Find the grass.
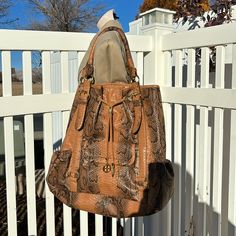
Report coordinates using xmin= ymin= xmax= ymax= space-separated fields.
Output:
xmin=0 ymin=82 xmax=42 ymax=96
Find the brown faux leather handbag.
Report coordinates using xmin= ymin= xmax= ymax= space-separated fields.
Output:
xmin=46 ymin=27 xmax=174 ymax=218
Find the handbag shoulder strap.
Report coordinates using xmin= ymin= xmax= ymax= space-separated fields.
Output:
xmin=80 ymin=26 xmax=137 ymax=82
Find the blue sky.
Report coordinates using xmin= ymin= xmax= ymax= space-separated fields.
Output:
xmin=6 ymin=0 xmax=143 ymax=32
xmin=1 ymin=0 xmax=143 ymax=70
xmin=99 ymin=0 xmax=143 ymax=31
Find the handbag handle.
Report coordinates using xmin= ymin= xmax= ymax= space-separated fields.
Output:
xmin=80 ymin=26 xmax=138 ymax=83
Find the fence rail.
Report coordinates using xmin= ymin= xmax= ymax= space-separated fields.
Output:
xmin=0 ymin=29 xmax=152 ymax=51
xmin=162 ymin=22 xmax=236 ymax=50
xmin=161 ymin=87 xmax=236 ymax=108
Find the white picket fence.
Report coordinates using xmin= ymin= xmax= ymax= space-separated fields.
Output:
xmin=0 ymin=21 xmax=236 ymax=236
xmin=160 ymin=22 xmax=236 ymax=236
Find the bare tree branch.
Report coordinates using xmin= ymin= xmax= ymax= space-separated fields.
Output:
xmin=26 ymin=0 xmax=105 ymax=32
xmin=0 ymin=0 xmax=17 ymax=24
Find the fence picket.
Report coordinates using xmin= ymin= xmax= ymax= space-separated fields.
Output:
xmin=42 ymin=51 xmax=56 ymax=236
xmin=80 ymin=211 xmax=89 ymax=236
xmin=173 ymin=49 xmax=183 ymax=236
xmin=2 ymin=51 xmax=12 ymax=96
xmin=23 ymin=51 xmax=33 ymax=95
xmin=163 ymin=50 xmax=172 ymax=236
xmin=194 ymin=121 xmax=200 ymax=235
xmin=136 ymin=51 xmax=145 ymax=236
xmin=135 ymin=217 xmax=144 ymax=236
xmin=68 ymin=52 xmax=79 ymax=92
xmin=61 ymin=51 xmax=73 ymax=236
xmin=62 ymin=111 xmax=72 ymax=234
xmin=185 ymin=48 xmax=195 ymax=234
xmin=23 ymin=51 xmax=37 ymax=235
xmin=137 ymin=52 xmax=144 ymax=85
xmin=3 ymin=117 xmax=17 ymax=236
xmin=124 ymin=218 xmax=131 ymax=236
xmin=95 ymin=215 xmax=103 ymax=236
xmin=132 ymin=217 xmax=135 ymax=236
xmin=112 ymin=218 xmax=117 ymax=236
xmin=2 ymin=51 xmax=18 ymax=236
xmin=212 ymin=46 xmax=225 ymax=236
xmin=198 ymin=47 xmax=210 ymax=236
xmin=228 ymin=44 xmax=236 ymax=236
xmin=77 ymin=51 xmax=85 ymax=86
xmin=76 ymin=51 xmax=90 ymax=236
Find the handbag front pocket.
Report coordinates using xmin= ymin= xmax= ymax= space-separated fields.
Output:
xmin=76 ymin=159 xmax=142 ymax=201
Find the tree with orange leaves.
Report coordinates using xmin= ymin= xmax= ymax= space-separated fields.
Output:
xmin=139 ymin=0 xmax=210 ymax=14
xmin=139 ymin=0 xmax=178 ymax=13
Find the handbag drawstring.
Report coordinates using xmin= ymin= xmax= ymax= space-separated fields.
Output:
xmin=97 ymin=97 xmax=127 ymax=177
xmin=92 ymin=89 xmax=142 ymax=177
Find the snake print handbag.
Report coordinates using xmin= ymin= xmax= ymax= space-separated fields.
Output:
xmin=46 ymin=27 xmax=174 ymax=218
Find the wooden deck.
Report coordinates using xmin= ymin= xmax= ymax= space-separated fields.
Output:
xmin=0 ymin=179 xmax=122 ymax=236
xmin=0 ymin=178 xmax=95 ymax=236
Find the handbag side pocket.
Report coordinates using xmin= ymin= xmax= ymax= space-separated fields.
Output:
xmin=147 ymin=160 xmax=174 ymax=212
xmin=46 ymin=150 xmax=72 ymax=189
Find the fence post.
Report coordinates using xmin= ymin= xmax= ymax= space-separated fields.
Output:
xmin=130 ymin=7 xmax=175 ymax=86
xmin=129 ymin=7 xmax=175 ymax=236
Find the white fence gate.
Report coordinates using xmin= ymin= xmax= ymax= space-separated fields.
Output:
xmin=0 ymin=20 xmax=236 ymax=236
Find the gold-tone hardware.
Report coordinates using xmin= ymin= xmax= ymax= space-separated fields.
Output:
xmin=109 ymin=107 xmax=113 ymax=113
xmin=125 ymin=92 xmax=141 ymax=102
xmin=111 ymin=163 xmax=115 ymax=177
xmin=132 ymin=92 xmax=141 ymax=97
xmin=103 ymin=163 xmax=111 ymax=173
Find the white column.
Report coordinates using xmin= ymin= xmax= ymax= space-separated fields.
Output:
xmin=139 ymin=9 xmax=175 ymax=86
